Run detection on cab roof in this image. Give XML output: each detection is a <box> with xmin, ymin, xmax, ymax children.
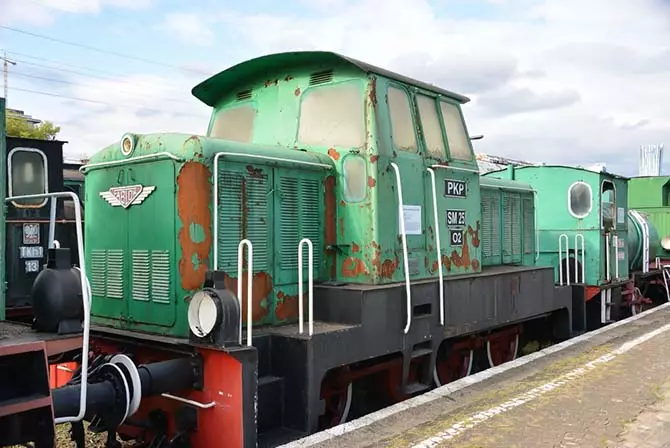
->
<box><xmin>191</xmin><ymin>51</ymin><xmax>471</xmax><ymax>107</ymax></box>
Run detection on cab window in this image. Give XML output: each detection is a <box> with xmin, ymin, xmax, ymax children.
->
<box><xmin>9</xmin><ymin>148</ymin><xmax>48</xmax><ymax>207</ymax></box>
<box><xmin>440</xmin><ymin>101</ymin><xmax>473</xmax><ymax>161</ymax></box>
<box><xmin>416</xmin><ymin>94</ymin><xmax>446</xmax><ymax>158</ymax></box>
<box><xmin>210</xmin><ymin>104</ymin><xmax>256</xmax><ymax>143</ymax></box>
<box><xmin>298</xmin><ymin>80</ymin><xmax>365</xmax><ymax>148</ymax></box>
<box><xmin>388</xmin><ymin>86</ymin><xmax>417</xmax><ymax>152</ymax></box>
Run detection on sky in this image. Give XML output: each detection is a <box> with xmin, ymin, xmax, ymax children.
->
<box><xmin>1</xmin><ymin>0</ymin><xmax>669</xmax><ymax>175</ymax></box>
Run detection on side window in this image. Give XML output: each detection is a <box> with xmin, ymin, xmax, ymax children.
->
<box><xmin>440</xmin><ymin>101</ymin><xmax>473</xmax><ymax>161</ymax></box>
<box><xmin>9</xmin><ymin>148</ymin><xmax>48</xmax><ymax>207</ymax></box>
<box><xmin>342</xmin><ymin>155</ymin><xmax>367</xmax><ymax>202</ymax></box>
<box><xmin>210</xmin><ymin>104</ymin><xmax>256</xmax><ymax>143</ymax></box>
<box><xmin>388</xmin><ymin>86</ymin><xmax>417</xmax><ymax>152</ymax></box>
<box><xmin>568</xmin><ymin>181</ymin><xmax>592</xmax><ymax>218</ymax></box>
<box><xmin>416</xmin><ymin>94</ymin><xmax>446</xmax><ymax>158</ymax></box>
<box><xmin>298</xmin><ymin>81</ymin><xmax>365</xmax><ymax>148</ymax></box>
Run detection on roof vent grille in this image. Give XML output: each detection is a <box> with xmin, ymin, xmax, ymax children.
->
<box><xmin>236</xmin><ymin>89</ymin><xmax>252</xmax><ymax>101</ymax></box>
<box><xmin>309</xmin><ymin>70</ymin><xmax>333</xmax><ymax>85</ymax></box>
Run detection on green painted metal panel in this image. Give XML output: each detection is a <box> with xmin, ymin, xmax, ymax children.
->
<box><xmin>126</xmin><ymin>160</ymin><xmax>176</xmax><ymax>327</ymax></box>
<box><xmin>88</xmin><ymin>165</ymin><xmax>130</xmax><ymax>325</ymax></box>
<box><xmin>0</xmin><ymin>98</ymin><xmax>5</xmax><ymax>320</ymax></box>
<box><xmin>480</xmin><ymin>179</ymin><xmax>534</xmax><ymax>267</ymax></box>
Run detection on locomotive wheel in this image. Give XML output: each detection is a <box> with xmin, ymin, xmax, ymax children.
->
<box><xmin>486</xmin><ymin>332</ymin><xmax>519</xmax><ymax>367</ymax></box>
<box><xmin>433</xmin><ymin>347</ymin><xmax>473</xmax><ymax>387</ymax></box>
<box><xmin>318</xmin><ymin>367</ymin><xmax>353</xmax><ymax>430</ymax></box>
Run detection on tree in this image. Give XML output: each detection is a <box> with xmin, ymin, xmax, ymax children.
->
<box><xmin>6</xmin><ymin>112</ymin><xmax>61</xmax><ymax>140</ymax></box>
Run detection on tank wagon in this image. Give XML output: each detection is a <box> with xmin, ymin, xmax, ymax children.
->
<box><xmin>0</xmin><ymin>52</ymin><xmax>578</xmax><ymax>447</ymax></box>
<box><xmin>4</xmin><ymin>136</ymin><xmax>84</xmax><ymax>320</ymax></box>
<box><xmin>484</xmin><ymin>165</ymin><xmax>667</xmax><ymax>330</ymax></box>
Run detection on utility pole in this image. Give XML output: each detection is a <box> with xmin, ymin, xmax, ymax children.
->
<box><xmin>1</xmin><ymin>51</ymin><xmax>17</xmax><ymax>104</ymax></box>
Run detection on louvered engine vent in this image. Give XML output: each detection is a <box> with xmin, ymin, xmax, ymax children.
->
<box><xmin>236</xmin><ymin>89</ymin><xmax>252</xmax><ymax>101</ymax></box>
<box><xmin>309</xmin><ymin>70</ymin><xmax>333</xmax><ymax>85</ymax></box>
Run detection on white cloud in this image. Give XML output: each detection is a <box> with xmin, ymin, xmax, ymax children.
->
<box><xmin>159</xmin><ymin>12</ymin><xmax>215</xmax><ymax>46</ymax></box>
<box><xmin>5</xmin><ymin>0</ymin><xmax>670</xmax><ymax>176</ymax></box>
<box><xmin>0</xmin><ymin>0</ymin><xmax>153</xmax><ymax>26</ymax></box>
<box><xmin>208</xmin><ymin>0</ymin><xmax>670</xmax><ymax>175</ymax></box>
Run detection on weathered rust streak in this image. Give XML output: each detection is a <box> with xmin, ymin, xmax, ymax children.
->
<box><xmin>338</xmin><ymin>217</ymin><xmax>345</xmax><ymax>237</ymax></box>
<box><xmin>352</xmin><ymin>242</ymin><xmax>360</xmax><ymax>253</ymax></box>
<box><xmin>468</xmin><ymin>221</ymin><xmax>481</xmax><ymax>248</ymax></box>
<box><xmin>246</xmin><ymin>165</ymin><xmax>263</xmax><ymax>179</ymax></box>
<box><xmin>223</xmin><ymin>272</ymin><xmax>272</xmax><ymax>322</ymax></box>
<box><xmin>294</xmin><ymin>87</ymin><xmax>301</xmax><ymax>96</ymax></box>
<box><xmin>370</xmin><ymin>154</ymin><xmax>378</xmax><ymax>163</ymax></box>
<box><xmin>177</xmin><ymin>161</ymin><xmax>213</xmax><ymax>291</ymax></box>
<box><xmin>328</xmin><ymin>148</ymin><xmax>341</xmax><ymax>161</ymax></box>
<box><xmin>471</xmin><ymin>259</ymin><xmax>480</xmax><ymax>270</ymax></box>
<box><xmin>342</xmin><ymin>257</ymin><xmax>368</xmax><ymax>277</ymax></box>
<box><xmin>367</xmin><ymin>176</ymin><xmax>376</xmax><ymax>188</ymax></box>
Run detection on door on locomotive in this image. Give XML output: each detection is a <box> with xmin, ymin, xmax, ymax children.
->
<box><xmin>4</xmin><ymin>136</ymin><xmax>73</xmax><ymax>319</ymax></box>
<box><xmin>600</xmin><ymin>178</ymin><xmax>628</xmax><ymax>283</ymax></box>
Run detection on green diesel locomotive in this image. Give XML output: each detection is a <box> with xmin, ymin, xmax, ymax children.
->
<box><xmin>1</xmin><ymin>52</ymin><xmax>631</xmax><ymax>448</ymax></box>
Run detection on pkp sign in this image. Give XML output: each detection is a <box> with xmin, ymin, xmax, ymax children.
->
<box><xmin>444</xmin><ymin>179</ymin><xmax>467</xmax><ymax>198</ymax></box>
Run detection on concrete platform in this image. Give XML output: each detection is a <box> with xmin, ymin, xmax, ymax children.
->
<box><xmin>281</xmin><ymin>302</ymin><xmax>670</xmax><ymax>448</ymax></box>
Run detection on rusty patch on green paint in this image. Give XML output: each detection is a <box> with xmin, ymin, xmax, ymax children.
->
<box><xmin>338</xmin><ymin>217</ymin><xmax>345</xmax><ymax>236</ymax></box>
<box><xmin>450</xmin><ymin>230</ymin><xmax>471</xmax><ymax>268</ymax></box>
<box><xmin>328</xmin><ymin>148</ymin><xmax>340</xmax><ymax>161</ymax></box>
<box><xmin>342</xmin><ymin>256</ymin><xmax>368</xmax><ymax>277</ymax></box>
<box><xmin>177</xmin><ymin>161</ymin><xmax>212</xmax><ymax>291</ymax></box>
<box><xmin>276</xmin><ymin>290</ymin><xmax>299</xmax><ymax>321</ymax></box>
<box><xmin>352</xmin><ymin>242</ymin><xmax>360</xmax><ymax>253</ymax></box>
<box><xmin>367</xmin><ymin>176</ymin><xmax>376</xmax><ymax>187</ymax></box>
<box><xmin>472</xmin><ymin>259</ymin><xmax>480</xmax><ymax>270</ymax></box>
<box><xmin>380</xmin><ymin>258</ymin><xmax>398</xmax><ymax>278</ymax></box>
<box><xmin>468</xmin><ymin>221</ymin><xmax>481</xmax><ymax>248</ymax></box>
<box><xmin>222</xmin><ymin>272</ymin><xmax>272</xmax><ymax>323</ymax></box>
<box><xmin>294</xmin><ymin>87</ymin><xmax>301</xmax><ymax>96</ymax></box>
<box><xmin>370</xmin><ymin>154</ymin><xmax>378</xmax><ymax>163</ymax></box>
<box><xmin>368</xmin><ymin>77</ymin><xmax>378</xmax><ymax>107</ymax></box>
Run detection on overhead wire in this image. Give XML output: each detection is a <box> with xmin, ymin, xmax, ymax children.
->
<box><xmin>0</xmin><ymin>25</ymin><xmax>210</xmax><ymax>76</ymax></box>
<box><xmin>10</xmin><ymin>70</ymin><xmax>194</xmax><ymax>105</ymax></box>
<box><xmin>8</xmin><ymin>86</ymin><xmax>208</xmax><ymax>118</ymax></box>
<box><xmin>3</xmin><ymin>50</ymin><xmax>200</xmax><ymax>92</ymax></box>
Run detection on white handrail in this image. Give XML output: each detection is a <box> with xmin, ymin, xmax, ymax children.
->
<box><xmin>630</xmin><ymin>210</ymin><xmax>650</xmax><ymax>273</ymax></box>
<box><xmin>298</xmin><ymin>238</ymin><xmax>314</xmax><ymax>336</ymax></box>
<box><xmin>558</xmin><ymin>233</ymin><xmax>570</xmax><ymax>286</ymax></box>
<box><xmin>427</xmin><ymin>168</ymin><xmax>444</xmax><ymax>326</ymax></box>
<box><xmin>613</xmin><ymin>235</ymin><xmax>619</xmax><ymax>279</ymax></box>
<box><xmin>534</xmin><ymin>191</ymin><xmax>540</xmax><ymax>262</ymax></box>
<box><xmin>6</xmin><ymin>192</ymin><xmax>90</xmax><ymax>424</ymax></box>
<box><xmin>237</xmin><ymin>239</ymin><xmax>253</xmax><ymax>347</ymax></box>
<box><xmin>574</xmin><ymin>233</ymin><xmax>585</xmax><ymax>283</ymax></box>
<box><xmin>390</xmin><ymin>162</ymin><xmax>412</xmax><ymax>334</ymax></box>
<box><xmin>49</xmin><ymin>197</ymin><xmax>57</xmax><ymax>248</ymax></box>
<box><xmin>605</xmin><ymin>233</ymin><xmax>611</xmax><ymax>281</ymax></box>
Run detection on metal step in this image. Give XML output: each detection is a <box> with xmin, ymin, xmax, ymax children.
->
<box><xmin>0</xmin><ymin>341</ymin><xmax>55</xmax><ymax>447</ymax></box>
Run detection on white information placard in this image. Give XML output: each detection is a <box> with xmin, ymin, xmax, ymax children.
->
<box><xmin>400</xmin><ymin>205</ymin><xmax>422</xmax><ymax>235</ymax></box>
